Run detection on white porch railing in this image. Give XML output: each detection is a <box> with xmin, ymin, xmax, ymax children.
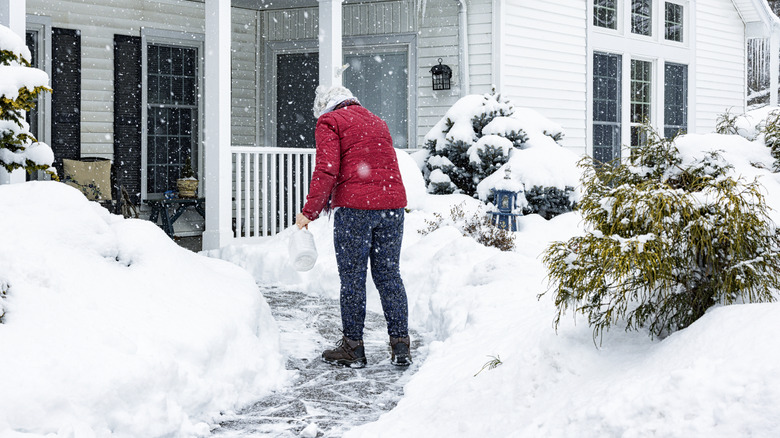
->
<box><xmin>231</xmin><ymin>146</ymin><xmax>316</xmax><ymax>237</ymax></box>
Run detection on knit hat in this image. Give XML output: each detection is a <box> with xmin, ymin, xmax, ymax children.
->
<box><xmin>312</xmin><ymin>84</ymin><xmax>358</xmax><ymax>118</ymax></box>
<box><xmin>312</xmin><ymin>64</ymin><xmax>358</xmax><ymax>118</ymax></box>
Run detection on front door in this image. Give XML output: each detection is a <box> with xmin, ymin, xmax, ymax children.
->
<box><xmin>276</xmin><ymin>52</ymin><xmax>318</xmax><ymax>149</ymax></box>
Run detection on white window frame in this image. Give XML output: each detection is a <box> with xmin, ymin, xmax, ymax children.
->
<box><xmin>264</xmin><ymin>33</ymin><xmax>417</xmax><ymax>149</ymax></box>
<box><xmin>26</xmin><ymin>15</ymin><xmax>52</xmax><ymax>148</ymax></box>
<box><xmin>593</xmin><ymin>0</ymin><xmax>622</xmax><ymax>34</ymax></box>
<box><xmin>140</xmin><ymin>28</ymin><xmax>204</xmax><ymax>200</ymax></box>
<box><xmin>587</xmin><ymin>0</ymin><xmax>692</xmax><ymax>159</ymax></box>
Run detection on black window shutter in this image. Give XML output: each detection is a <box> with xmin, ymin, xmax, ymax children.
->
<box><xmin>113</xmin><ymin>35</ymin><xmax>142</xmax><ymax>204</ymax></box>
<box><xmin>51</xmin><ymin>27</ymin><xmax>81</xmax><ymax>176</ymax></box>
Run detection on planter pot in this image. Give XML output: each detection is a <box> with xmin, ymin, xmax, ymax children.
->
<box><xmin>177</xmin><ymin>178</ymin><xmax>199</xmax><ymax>198</ymax></box>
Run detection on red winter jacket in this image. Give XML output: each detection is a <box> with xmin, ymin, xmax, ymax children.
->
<box><xmin>302</xmin><ymin>103</ymin><xmax>407</xmax><ymax>220</ymax></box>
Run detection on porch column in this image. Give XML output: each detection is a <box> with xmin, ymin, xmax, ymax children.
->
<box><xmin>318</xmin><ymin>0</ymin><xmax>343</xmax><ymax>88</ymax></box>
<box><xmin>202</xmin><ymin>0</ymin><xmax>232</xmax><ymax>251</ymax></box>
<box><xmin>0</xmin><ymin>0</ymin><xmax>25</xmax><ymax>185</ymax></box>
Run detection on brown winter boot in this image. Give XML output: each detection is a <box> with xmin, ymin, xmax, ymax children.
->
<box><xmin>322</xmin><ymin>336</ymin><xmax>367</xmax><ymax>368</ymax></box>
<box><xmin>390</xmin><ymin>336</ymin><xmax>412</xmax><ymax>366</ymax></box>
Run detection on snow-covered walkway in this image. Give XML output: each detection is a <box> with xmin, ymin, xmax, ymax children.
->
<box><xmin>210</xmin><ymin>287</ymin><xmax>423</xmax><ymax>437</ymax></box>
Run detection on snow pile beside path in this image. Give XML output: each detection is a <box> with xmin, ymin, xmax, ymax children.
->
<box><xmin>212</xmin><ymin>131</ymin><xmax>780</xmax><ymax>437</ymax></box>
<box><xmin>0</xmin><ymin>182</ymin><xmax>288</xmax><ymax>438</ymax></box>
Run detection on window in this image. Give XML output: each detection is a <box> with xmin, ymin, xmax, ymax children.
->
<box><xmin>344</xmin><ymin>51</ymin><xmax>409</xmax><ymax>148</ymax></box>
<box><xmin>664</xmin><ymin>63</ymin><xmax>688</xmax><ymax>138</ymax></box>
<box><xmin>145</xmin><ymin>43</ymin><xmax>199</xmax><ymax>195</ymax></box>
<box><xmin>632</xmin><ymin>0</ymin><xmax>652</xmax><ymax>36</ymax></box>
<box><xmin>593</xmin><ymin>52</ymin><xmax>622</xmax><ymax>163</ymax></box>
<box><xmin>594</xmin><ymin>0</ymin><xmax>618</xmax><ymax>30</ymax></box>
<box><xmin>630</xmin><ymin>59</ymin><xmax>652</xmax><ymax>147</ymax></box>
<box><xmin>665</xmin><ymin>2</ymin><xmax>684</xmax><ymax>42</ymax></box>
<box><xmin>25</xmin><ymin>17</ymin><xmax>52</xmax><ymax>158</ymax></box>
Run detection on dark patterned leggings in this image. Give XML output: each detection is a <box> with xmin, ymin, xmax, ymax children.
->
<box><xmin>334</xmin><ymin>207</ymin><xmax>409</xmax><ymax>341</ymax></box>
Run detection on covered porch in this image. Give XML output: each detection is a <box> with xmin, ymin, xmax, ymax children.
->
<box><xmin>0</xmin><ymin>0</ymin><xmax>354</xmax><ymax>251</ymax></box>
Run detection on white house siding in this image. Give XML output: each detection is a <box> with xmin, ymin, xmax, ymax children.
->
<box><xmin>694</xmin><ymin>0</ymin><xmax>747</xmax><ymax>133</ymax></box>
<box><xmin>467</xmin><ymin>0</ymin><xmax>494</xmax><ymax>95</ymax></box>
<box><xmin>417</xmin><ymin>0</ymin><xmax>461</xmax><ymax>147</ymax></box>
<box><xmin>27</xmin><ymin>0</ymin><xmax>206</xmax><ymax>159</ymax></box>
<box><xmin>231</xmin><ymin>8</ymin><xmax>260</xmax><ymax>147</ymax></box>
<box><xmin>499</xmin><ymin>0</ymin><xmax>588</xmax><ymax>155</ymax></box>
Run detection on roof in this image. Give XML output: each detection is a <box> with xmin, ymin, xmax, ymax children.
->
<box><xmin>731</xmin><ymin>0</ymin><xmax>778</xmax><ymax>37</ymax></box>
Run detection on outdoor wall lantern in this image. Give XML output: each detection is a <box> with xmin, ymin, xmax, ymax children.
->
<box><xmin>487</xmin><ymin>167</ymin><xmax>524</xmax><ymax>232</ymax></box>
<box><xmin>430</xmin><ymin>58</ymin><xmax>452</xmax><ymax>90</ymax></box>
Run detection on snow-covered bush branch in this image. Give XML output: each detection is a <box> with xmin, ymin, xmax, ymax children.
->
<box><xmin>0</xmin><ymin>25</ymin><xmax>54</xmax><ymax>177</ymax></box>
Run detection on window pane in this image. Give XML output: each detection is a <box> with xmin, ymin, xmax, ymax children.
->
<box><xmin>26</xmin><ymin>30</ymin><xmax>40</xmax><ymax>144</ymax></box>
<box><xmin>344</xmin><ymin>51</ymin><xmax>409</xmax><ymax>148</ymax></box>
<box><xmin>664</xmin><ymin>63</ymin><xmax>688</xmax><ymax>137</ymax></box>
<box><xmin>632</xmin><ymin>0</ymin><xmax>652</xmax><ymax>36</ymax></box>
<box><xmin>630</xmin><ymin>60</ymin><xmax>652</xmax><ymax>147</ymax></box>
<box><xmin>593</xmin><ymin>52</ymin><xmax>622</xmax><ymax>163</ymax></box>
<box><xmin>147</xmin><ymin>43</ymin><xmax>199</xmax><ymax>195</ymax></box>
<box><xmin>594</xmin><ymin>0</ymin><xmax>618</xmax><ymax>29</ymax></box>
<box><xmin>665</xmin><ymin>2</ymin><xmax>684</xmax><ymax>42</ymax></box>
<box><xmin>747</xmin><ymin>38</ymin><xmax>770</xmax><ymax>109</ymax></box>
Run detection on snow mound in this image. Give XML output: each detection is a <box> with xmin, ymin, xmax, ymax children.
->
<box><xmin>0</xmin><ymin>181</ymin><xmax>288</xmax><ymax>437</ymax></box>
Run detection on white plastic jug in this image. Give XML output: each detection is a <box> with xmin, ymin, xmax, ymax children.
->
<box><xmin>289</xmin><ymin>228</ymin><xmax>318</xmax><ymax>271</ymax></box>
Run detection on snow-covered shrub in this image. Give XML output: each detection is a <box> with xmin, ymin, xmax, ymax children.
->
<box><xmin>0</xmin><ymin>284</ymin><xmax>6</xmax><ymax>323</ymax></box>
<box><xmin>419</xmin><ymin>202</ymin><xmax>515</xmax><ymax>251</ymax></box>
<box><xmin>423</xmin><ymin>90</ymin><xmax>521</xmax><ymax>197</ymax></box>
<box><xmin>523</xmin><ymin>186</ymin><xmax>576</xmax><ymax>219</ymax></box>
<box><xmin>715</xmin><ymin>109</ymin><xmax>739</xmax><ymax>135</ymax></box>
<box><xmin>543</xmin><ymin>126</ymin><xmax>780</xmax><ymax>340</ymax></box>
<box><xmin>423</xmin><ymin>89</ymin><xmax>579</xmax><ymax>220</ymax></box>
<box><xmin>0</xmin><ymin>25</ymin><xmax>54</xmax><ymax>177</ymax></box>
<box><xmin>762</xmin><ymin>110</ymin><xmax>780</xmax><ymax>171</ymax></box>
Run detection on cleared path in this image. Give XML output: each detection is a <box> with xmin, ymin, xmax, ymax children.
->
<box><xmin>211</xmin><ymin>287</ymin><xmax>423</xmax><ymax>437</ymax></box>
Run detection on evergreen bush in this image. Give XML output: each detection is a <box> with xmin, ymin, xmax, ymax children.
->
<box><xmin>0</xmin><ymin>25</ymin><xmax>54</xmax><ymax>177</ymax></box>
<box><xmin>763</xmin><ymin>110</ymin><xmax>780</xmax><ymax>171</ymax></box>
<box><xmin>423</xmin><ymin>89</ymin><xmax>525</xmax><ymax>197</ymax></box>
<box><xmin>524</xmin><ymin>186</ymin><xmax>576</xmax><ymax>220</ymax></box>
<box><xmin>715</xmin><ymin>109</ymin><xmax>739</xmax><ymax>135</ymax></box>
<box><xmin>542</xmin><ymin>126</ymin><xmax>780</xmax><ymax>340</ymax></box>
<box><xmin>0</xmin><ymin>285</ymin><xmax>6</xmax><ymax>324</ymax></box>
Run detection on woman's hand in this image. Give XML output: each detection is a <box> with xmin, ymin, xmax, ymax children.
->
<box><xmin>296</xmin><ymin>213</ymin><xmax>312</xmax><ymax>230</ymax></box>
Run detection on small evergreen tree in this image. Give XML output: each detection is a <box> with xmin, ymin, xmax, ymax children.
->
<box><xmin>0</xmin><ymin>25</ymin><xmax>54</xmax><ymax>177</ymax></box>
<box><xmin>423</xmin><ymin>89</ymin><xmax>526</xmax><ymax>197</ymax></box>
<box><xmin>542</xmin><ymin>126</ymin><xmax>780</xmax><ymax>340</ymax></box>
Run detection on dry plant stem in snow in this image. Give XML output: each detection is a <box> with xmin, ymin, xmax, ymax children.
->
<box><xmin>419</xmin><ymin>202</ymin><xmax>515</xmax><ymax>251</ymax></box>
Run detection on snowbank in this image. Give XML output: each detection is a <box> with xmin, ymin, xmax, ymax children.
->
<box><xmin>0</xmin><ymin>182</ymin><xmax>288</xmax><ymax>437</ymax></box>
<box><xmin>212</xmin><ymin>134</ymin><xmax>780</xmax><ymax>437</ymax></box>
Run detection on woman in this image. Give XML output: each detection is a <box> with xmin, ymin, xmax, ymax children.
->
<box><xmin>295</xmin><ymin>84</ymin><xmax>411</xmax><ymax>368</ymax></box>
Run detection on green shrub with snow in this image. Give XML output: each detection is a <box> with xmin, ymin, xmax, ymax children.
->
<box><xmin>542</xmin><ymin>126</ymin><xmax>780</xmax><ymax>340</ymax></box>
<box><xmin>0</xmin><ymin>25</ymin><xmax>54</xmax><ymax>177</ymax></box>
<box><xmin>761</xmin><ymin>111</ymin><xmax>780</xmax><ymax>171</ymax></box>
<box><xmin>422</xmin><ymin>89</ymin><xmax>579</xmax><ymax>219</ymax></box>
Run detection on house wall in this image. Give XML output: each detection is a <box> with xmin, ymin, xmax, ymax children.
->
<box><xmin>694</xmin><ymin>0</ymin><xmax>747</xmax><ymax>133</ymax></box>
<box><xmin>499</xmin><ymin>0</ymin><xmax>588</xmax><ymax>155</ymax></box>
<box><xmin>27</xmin><ymin>0</ymin><xmax>205</xmax><ymax>158</ymax></box>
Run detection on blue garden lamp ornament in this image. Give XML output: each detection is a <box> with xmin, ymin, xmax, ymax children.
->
<box><xmin>488</xmin><ymin>166</ymin><xmax>524</xmax><ymax>231</ymax></box>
